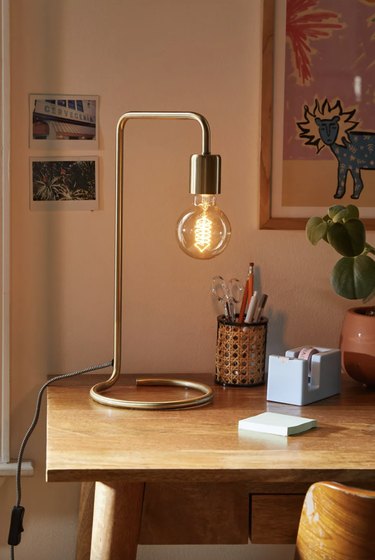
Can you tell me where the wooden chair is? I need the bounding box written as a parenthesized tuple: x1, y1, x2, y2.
(295, 481, 375, 560)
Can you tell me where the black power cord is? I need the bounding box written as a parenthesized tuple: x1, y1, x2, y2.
(8, 359, 113, 559)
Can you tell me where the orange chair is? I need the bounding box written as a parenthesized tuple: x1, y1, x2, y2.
(295, 481, 375, 560)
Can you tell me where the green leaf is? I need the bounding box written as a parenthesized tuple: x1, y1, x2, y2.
(306, 217, 328, 245)
(344, 204, 360, 220)
(328, 205, 345, 220)
(332, 204, 359, 223)
(327, 219, 365, 257)
(331, 255, 375, 300)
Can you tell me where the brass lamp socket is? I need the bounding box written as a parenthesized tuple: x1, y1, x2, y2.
(190, 154, 221, 195)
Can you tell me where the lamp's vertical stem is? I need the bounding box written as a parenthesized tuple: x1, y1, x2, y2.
(113, 117, 126, 379)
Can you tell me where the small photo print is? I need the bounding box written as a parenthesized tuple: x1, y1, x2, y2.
(30, 94, 99, 149)
(30, 156, 98, 211)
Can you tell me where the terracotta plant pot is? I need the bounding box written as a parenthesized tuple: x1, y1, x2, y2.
(340, 307, 375, 388)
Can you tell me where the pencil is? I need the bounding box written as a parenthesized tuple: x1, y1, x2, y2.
(238, 262, 254, 323)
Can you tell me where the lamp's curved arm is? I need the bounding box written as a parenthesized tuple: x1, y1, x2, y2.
(90, 112, 216, 408)
(117, 111, 212, 154)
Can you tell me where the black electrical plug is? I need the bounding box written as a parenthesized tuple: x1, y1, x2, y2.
(8, 505, 25, 546)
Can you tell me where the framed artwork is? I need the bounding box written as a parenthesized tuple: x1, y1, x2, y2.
(29, 94, 99, 150)
(260, 0, 375, 229)
(30, 156, 99, 211)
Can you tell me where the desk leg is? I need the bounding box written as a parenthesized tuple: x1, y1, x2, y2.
(90, 481, 145, 560)
(76, 482, 95, 560)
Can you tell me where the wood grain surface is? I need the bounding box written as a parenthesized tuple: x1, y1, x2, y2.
(46, 373, 375, 487)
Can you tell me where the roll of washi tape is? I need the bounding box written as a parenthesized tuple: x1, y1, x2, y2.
(298, 347, 319, 369)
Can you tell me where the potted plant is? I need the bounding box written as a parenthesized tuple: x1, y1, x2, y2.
(306, 204, 375, 387)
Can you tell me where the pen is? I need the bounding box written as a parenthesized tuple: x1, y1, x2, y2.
(247, 262, 254, 300)
(253, 294, 268, 322)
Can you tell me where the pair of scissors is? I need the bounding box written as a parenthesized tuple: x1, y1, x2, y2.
(211, 276, 244, 322)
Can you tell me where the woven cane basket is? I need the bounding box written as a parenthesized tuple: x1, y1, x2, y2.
(215, 315, 268, 386)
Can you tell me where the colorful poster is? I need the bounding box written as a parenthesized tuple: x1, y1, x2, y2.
(270, 0, 375, 219)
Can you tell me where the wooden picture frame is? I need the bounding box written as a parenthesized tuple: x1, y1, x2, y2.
(260, 0, 375, 230)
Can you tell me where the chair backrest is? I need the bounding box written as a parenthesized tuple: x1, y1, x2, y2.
(294, 481, 375, 560)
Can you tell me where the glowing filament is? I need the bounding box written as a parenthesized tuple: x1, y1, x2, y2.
(194, 212, 213, 253)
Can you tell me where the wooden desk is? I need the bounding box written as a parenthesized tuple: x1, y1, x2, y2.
(46, 374, 375, 559)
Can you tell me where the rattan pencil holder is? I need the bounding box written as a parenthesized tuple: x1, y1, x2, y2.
(215, 315, 268, 386)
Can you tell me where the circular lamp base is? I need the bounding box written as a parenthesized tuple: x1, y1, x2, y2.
(90, 378, 214, 409)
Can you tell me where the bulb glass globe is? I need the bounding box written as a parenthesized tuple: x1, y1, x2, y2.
(176, 194, 231, 259)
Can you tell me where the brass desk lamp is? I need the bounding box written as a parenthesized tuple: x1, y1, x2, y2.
(90, 112, 231, 409)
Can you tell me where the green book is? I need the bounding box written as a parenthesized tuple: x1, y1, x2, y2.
(238, 412, 317, 436)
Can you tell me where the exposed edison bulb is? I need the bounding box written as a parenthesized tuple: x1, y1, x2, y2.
(176, 194, 231, 259)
